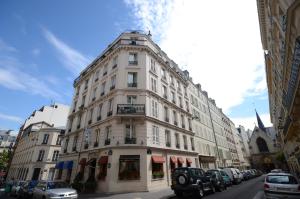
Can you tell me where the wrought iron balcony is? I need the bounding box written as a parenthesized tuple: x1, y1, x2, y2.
(176, 144, 180, 149)
(129, 61, 138, 65)
(128, 82, 137, 87)
(165, 117, 169, 122)
(166, 142, 171, 147)
(163, 95, 168, 99)
(125, 137, 136, 144)
(117, 104, 145, 115)
(107, 111, 113, 117)
(105, 139, 110, 145)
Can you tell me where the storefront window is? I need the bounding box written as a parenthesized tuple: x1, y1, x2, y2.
(118, 155, 140, 180)
(152, 163, 164, 179)
(98, 156, 108, 180)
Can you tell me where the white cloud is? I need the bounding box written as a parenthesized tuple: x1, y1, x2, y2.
(0, 112, 23, 123)
(0, 57, 62, 100)
(42, 28, 91, 75)
(0, 39, 17, 52)
(231, 113, 272, 131)
(125, 0, 266, 113)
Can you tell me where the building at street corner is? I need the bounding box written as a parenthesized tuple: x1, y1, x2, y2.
(257, 0, 300, 175)
(0, 130, 16, 153)
(6, 103, 69, 181)
(249, 112, 281, 173)
(57, 31, 249, 193)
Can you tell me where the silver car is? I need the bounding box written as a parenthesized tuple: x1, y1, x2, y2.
(32, 181, 78, 199)
(264, 173, 300, 199)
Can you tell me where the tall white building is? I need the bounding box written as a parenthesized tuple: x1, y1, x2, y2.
(7, 103, 69, 181)
(57, 31, 247, 193)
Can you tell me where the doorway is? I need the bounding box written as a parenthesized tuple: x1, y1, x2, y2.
(32, 168, 41, 180)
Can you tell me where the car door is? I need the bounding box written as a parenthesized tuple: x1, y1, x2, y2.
(34, 182, 45, 199)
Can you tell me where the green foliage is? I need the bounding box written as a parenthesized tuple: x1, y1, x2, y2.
(276, 151, 286, 163)
(0, 150, 10, 171)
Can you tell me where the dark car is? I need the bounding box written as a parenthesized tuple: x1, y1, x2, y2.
(18, 180, 38, 199)
(241, 171, 251, 180)
(206, 170, 226, 191)
(171, 167, 216, 198)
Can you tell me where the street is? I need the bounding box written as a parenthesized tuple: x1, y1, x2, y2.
(0, 175, 265, 199)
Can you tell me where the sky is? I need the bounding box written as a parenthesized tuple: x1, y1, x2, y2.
(0, 0, 271, 133)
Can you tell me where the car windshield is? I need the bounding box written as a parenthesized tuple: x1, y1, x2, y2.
(47, 182, 70, 189)
(174, 168, 188, 174)
(266, 175, 298, 184)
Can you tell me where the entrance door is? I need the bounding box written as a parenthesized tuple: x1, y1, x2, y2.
(48, 168, 55, 180)
(32, 168, 41, 180)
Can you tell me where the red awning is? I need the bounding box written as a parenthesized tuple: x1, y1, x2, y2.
(178, 157, 184, 164)
(98, 156, 108, 164)
(152, 156, 165, 163)
(79, 158, 87, 165)
(170, 156, 177, 164)
(186, 158, 192, 164)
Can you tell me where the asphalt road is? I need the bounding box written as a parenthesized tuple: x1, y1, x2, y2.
(0, 175, 266, 199)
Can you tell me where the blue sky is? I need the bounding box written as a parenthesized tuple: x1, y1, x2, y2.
(0, 0, 270, 132)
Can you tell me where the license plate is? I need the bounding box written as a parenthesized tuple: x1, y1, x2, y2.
(277, 187, 291, 191)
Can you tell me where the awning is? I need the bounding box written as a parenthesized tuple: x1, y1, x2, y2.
(55, 161, 64, 169)
(186, 158, 192, 164)
(170, 156, 177, 164)
(64, 161, 73, 169)
(79, 158, 87, 165)
(177, 157, 184, 164)
(98, 156, 108, 164)
(152, 156, 165, 163)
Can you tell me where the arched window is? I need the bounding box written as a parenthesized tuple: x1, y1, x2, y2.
(256, 137, 269, 152)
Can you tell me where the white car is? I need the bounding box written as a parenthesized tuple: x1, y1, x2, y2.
(222, 168, 242, 184)
(264, 172, 300, 199)
(32, 181, 78, 199)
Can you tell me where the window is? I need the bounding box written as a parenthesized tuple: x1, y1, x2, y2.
(125, 124, 136, 144)
(150, 59, 156, 72)
(97, 104, 102, 120)
(191, 137, 195, 150)
(127, 95, 137, 104)
(72, 136, 78, 151)
(95, 70, 99, 82)
(98, 156, 108, 180)
(188, 118, 192, 131)
(42, 134, 49, 144)
(128, 72, 137, 87)
(173, 110, 177, 125)
(81, 95, 86, 107)
(165, 130, 171, 147)
(170, 76, 174, 86)
(110, 75, 116, 90)
(162, 85, 167, 99)
(164, 106, 169, 122)
(92, 88, 97, 100)
(152, 160, 164, 179)
(129, 53, 138, 65)
(105, 126, 111, 145)
(56, 136, 62, 145)
(152, 126, 159, 145)
(177, 81, 181, 92)
(151, 100, 158, 118)
(183, 135, 188, 149)
(101, 82, 106, 96)
(73, 101, 77, 112)
(52, 150, 59, 161)
(37, 150, 45, 161)
(77, 114, 82, 129)
(76, 87, 80, 95)
(175, 133, 180, 148)
(171, 92, 176, 103)
(151, 77, 157, 92)
(184, 87, 187, 96)
(108, 98, 114, 116)
(84, 79, 88, 90)
(88, 108, 93, 124)
(181, 115, 185, 128)
(179, 96, 182, 107)
(186, 101, 189, 112)
(103, 64, 108, 76)
(161, 68, 166, 80)
(112, 56, 118, 68)
(256, 137, 269, 152)
(95, 129, 100, 144)
(119, 155, 140, 180)
(64, 138, 69, 152)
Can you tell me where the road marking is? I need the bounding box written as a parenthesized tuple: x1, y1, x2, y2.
(253, 191, 264, 199)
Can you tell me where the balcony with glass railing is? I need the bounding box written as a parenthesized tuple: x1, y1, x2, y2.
(117, 104, 145, 115)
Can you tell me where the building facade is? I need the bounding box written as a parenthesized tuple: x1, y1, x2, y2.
(7, 103, 69, 181)
(0, 130, 16, 153)
(58, 31, 249, 193)
(257, 0, 300, 174)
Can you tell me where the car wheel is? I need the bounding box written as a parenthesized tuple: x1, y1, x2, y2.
(196, 187, 204, 198)
(174, 190, 183, 197)
(176, 174, 189, 186)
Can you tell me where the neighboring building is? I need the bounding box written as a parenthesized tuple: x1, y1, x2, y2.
(229, 121, 240, 168)
(249, 112, 281, 172)
(237, 125, 251, 168)
(58, 31, 246, 193)
(257, 0, 300, 174)
(0, 130, 16, 153)
(7, 103, 69, 181)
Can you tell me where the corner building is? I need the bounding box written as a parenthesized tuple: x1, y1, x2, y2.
(58, 31, 238, 193)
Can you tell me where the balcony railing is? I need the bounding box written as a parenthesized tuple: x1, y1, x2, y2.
(94, 142, 99, 147)
(182, 124, 185, 129)
(176, 144, 180, 149)
(88, 120, 92, 125)
(63, 149, 67, 153)
(92, 97, 96, 101)
(184, 145, 188, 150)
(125, 137, 136, 144)
(72, 146, 76, 152)
(192, 146, 195, 151)
(128, 82, 137, 87)
(166, 142, 171, 147)
(101, 92, 105, 96)
(165, 117, 169, 122)
(110, 85, 115, 90)
(105, 139, 110, 145)
(103, 71, 107, 76)
(77, 124, 80, 129)
(163, 95, 168, 99)
(107, 111, 113, 117)
(129, 61, 138, 65)
(117, 104, 145, 115)
(84, 143, 89, 149)
(97, 116, 101, 121)
(174, 121, 178, 126)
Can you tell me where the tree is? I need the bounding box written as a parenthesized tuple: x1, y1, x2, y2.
(0, 150, 10, 171)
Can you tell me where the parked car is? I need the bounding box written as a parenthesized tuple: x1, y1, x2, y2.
(241, 171, 251, 181)
(32, 181, 78, 199)
(222, 168, 242, 184)
(171, 167, 216, 198)
(18, 180, 38, 199)
(264, 172, 300, 199)
(11, 181, 26, 196)
(206, 170, 226, 191)
(220, 170, 232, 187)
(270, 169, 283, 173)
